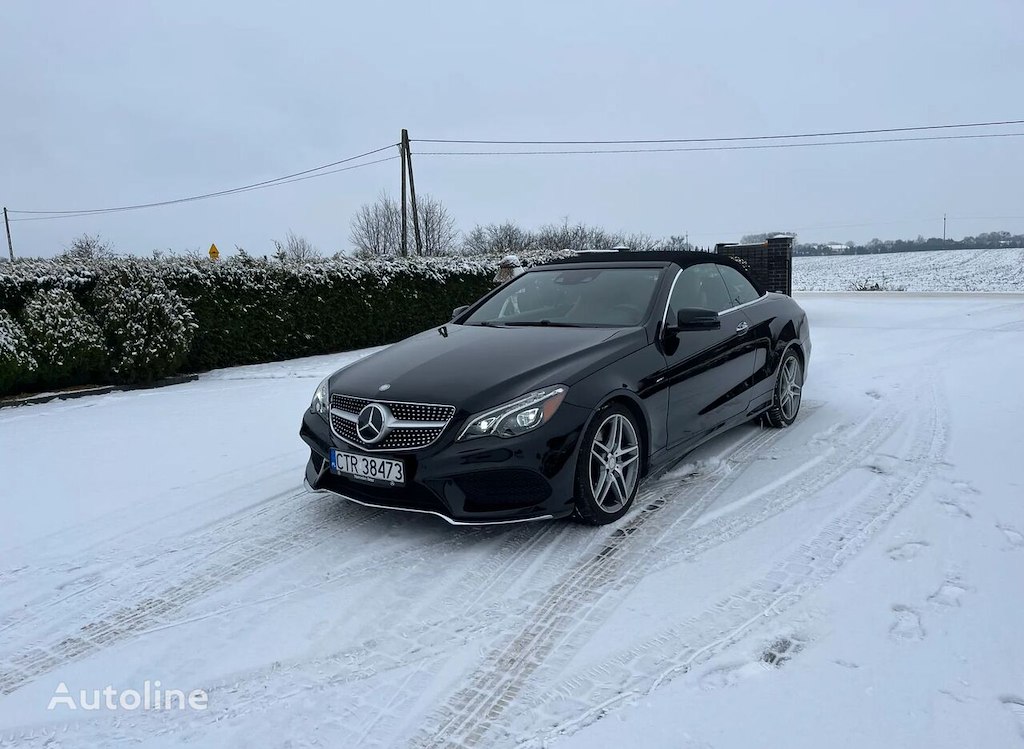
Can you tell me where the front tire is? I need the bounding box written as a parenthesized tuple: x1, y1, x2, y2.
(763, 349, 803, 428)
(573, 404, 643, 525)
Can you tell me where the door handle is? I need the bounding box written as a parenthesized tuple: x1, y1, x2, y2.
(735, 321, 749, 334)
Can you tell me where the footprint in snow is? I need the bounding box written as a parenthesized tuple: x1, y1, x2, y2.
(863, 454, 900, 476)
(887, 541, 929, 561)
(890, 605, 925, 642)
(938, 497, 972, 519)
(761, 636, 805, 667)
(928, 581, 968, 608)
(998, 525, 1024, 549)
(698, 663, 749, 691)
(698, 636, 807, 691)
(1000, 696, 1024, 739)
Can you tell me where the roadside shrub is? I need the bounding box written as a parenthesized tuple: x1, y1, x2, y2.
(61, 233, 116, 261)
(0, 309, 37, 395)
(0, 250, 577, 394)
(160, 254, 511, 371)
(91, 266, 196, 383)
(19, 288, 108, 387)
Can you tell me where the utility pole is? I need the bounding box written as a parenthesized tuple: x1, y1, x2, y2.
(400, 139, 408, 257)
(943, 213, 947, 241)
(3, 207, 13, 261)
(401, 129, 423, 256)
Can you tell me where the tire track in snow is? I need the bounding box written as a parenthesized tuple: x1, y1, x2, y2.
(405, 422, 812, 749)
(0, 518, 567, 746)
(0, 489, 398, 695)
(2, 469, 554, 675)
(126, 423, 785, 709)
(0, 458, 302, 580)
(0, 482, 309, 627)
(511, 382, 946, 747)
(0, 423, 782, 746)
(406, 403, 911, 749)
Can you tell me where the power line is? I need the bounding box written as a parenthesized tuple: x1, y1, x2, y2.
(8, 144, 398, 220)
(413, 118, 1024, 145)
(416, 131, 1024, 156)
(8, 121, 1022, 225)
(947, 215, 1024, 221)
(11, 156, 399, 224)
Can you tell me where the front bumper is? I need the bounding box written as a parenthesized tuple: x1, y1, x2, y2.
(299, 401, 591, 525)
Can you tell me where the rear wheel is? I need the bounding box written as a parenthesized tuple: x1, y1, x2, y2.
(763, 349, 803, 428)
(573, 405, 642, 525)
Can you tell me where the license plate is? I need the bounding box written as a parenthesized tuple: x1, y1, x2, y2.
(330, 449, 405, 486)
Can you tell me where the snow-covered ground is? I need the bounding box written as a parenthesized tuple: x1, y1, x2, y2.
(794, 247, 1024, 292)
(1, 293, 1023, 748)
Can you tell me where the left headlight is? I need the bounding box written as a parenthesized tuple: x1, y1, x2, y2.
(310, 377, 329, 420)
(457, 385, 568, 441)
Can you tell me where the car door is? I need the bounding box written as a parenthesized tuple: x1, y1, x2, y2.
(715, 262, 773, 397)
(660, 263, 758, 449)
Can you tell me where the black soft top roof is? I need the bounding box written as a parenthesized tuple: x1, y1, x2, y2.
(539, 250, 765, 294)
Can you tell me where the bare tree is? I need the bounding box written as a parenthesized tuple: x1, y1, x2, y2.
(349, 191, 458, 256)
(460, 221, 540, 256)
(616, 232, 663, 252)
(461, 225, 489, 255)
(660, 235, 693, 251)
(417, 195, 459, 256)
(62, 233, 116, 260)
(349, 190, 402, 256)
(272, 230, 321, 262)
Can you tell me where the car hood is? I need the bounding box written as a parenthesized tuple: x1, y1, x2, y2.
(329, 323, 646, 412)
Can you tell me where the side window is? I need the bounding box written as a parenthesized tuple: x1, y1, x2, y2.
(717, 265, 761, 307)
(668, 264, 734, 315)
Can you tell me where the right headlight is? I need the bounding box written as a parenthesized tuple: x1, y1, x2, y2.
(457, 385, 568, 441)
(310, 377, 329, 420)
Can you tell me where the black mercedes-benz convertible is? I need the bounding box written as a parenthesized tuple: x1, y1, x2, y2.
(300, 251, 810, 525)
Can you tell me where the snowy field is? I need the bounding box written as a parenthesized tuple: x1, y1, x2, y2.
(1, 293, 1024, 748)
(794, 247, 1024, 292)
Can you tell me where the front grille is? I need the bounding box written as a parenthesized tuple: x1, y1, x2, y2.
(334, 395, 370, 414)
(390, 402, 456, 422)
(330, 413, 360, 444)
(329, 393, 456, 451)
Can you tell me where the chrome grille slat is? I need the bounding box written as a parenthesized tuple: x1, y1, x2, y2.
(329, 393, 456, 452)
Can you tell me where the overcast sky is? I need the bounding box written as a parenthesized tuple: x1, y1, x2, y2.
(2, 0, 1022, 258)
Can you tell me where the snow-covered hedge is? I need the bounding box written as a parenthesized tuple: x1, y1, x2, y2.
(0, 309, 38, 395)
(19, 288, 107, 386)
(0, 251, 574, 396)
(91, 267, 196, 383)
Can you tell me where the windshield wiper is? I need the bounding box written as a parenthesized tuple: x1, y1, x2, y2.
(470, 320, 509, 328)
(503, 320, 586, 328)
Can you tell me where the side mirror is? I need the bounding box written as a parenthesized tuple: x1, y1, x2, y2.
(451, 305, 470, 320)
(671, 307, 721, 332)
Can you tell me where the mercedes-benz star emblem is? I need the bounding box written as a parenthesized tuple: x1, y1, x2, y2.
(356, 403, 390, 444)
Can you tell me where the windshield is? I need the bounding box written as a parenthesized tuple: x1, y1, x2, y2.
(464, 267, 664, 327)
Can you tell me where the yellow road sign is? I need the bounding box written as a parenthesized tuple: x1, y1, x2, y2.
(208, 243, 220, 261)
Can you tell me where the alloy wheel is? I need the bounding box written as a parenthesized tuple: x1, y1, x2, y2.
(779, 356, 803, 421)
(588, 413, 641, 513)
